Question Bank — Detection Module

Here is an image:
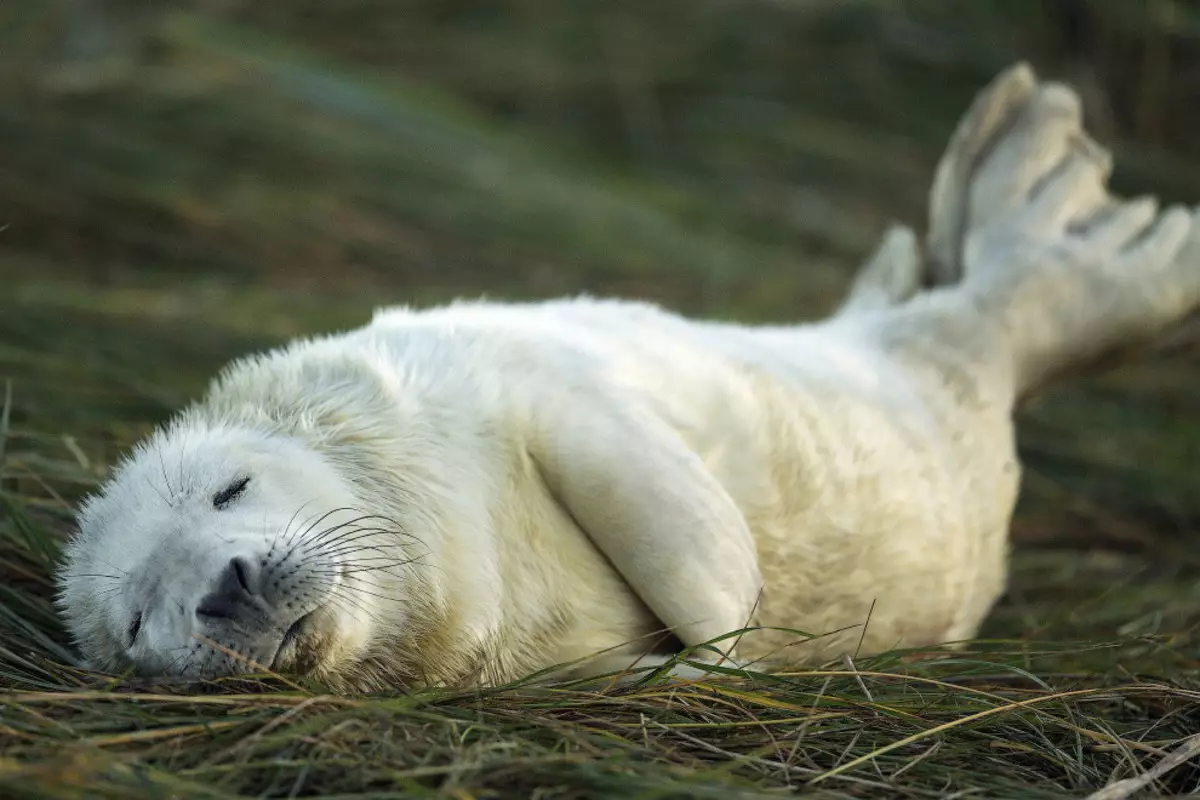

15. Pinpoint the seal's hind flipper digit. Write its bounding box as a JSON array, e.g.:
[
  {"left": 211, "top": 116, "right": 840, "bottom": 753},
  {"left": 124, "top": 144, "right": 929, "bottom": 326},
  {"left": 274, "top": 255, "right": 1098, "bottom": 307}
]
[
  {"left": 926, "top": 62, "right": 1038, "bottom": 286},
  {"left": 835, "top": 225, "right": 922, "bottom": 316}
]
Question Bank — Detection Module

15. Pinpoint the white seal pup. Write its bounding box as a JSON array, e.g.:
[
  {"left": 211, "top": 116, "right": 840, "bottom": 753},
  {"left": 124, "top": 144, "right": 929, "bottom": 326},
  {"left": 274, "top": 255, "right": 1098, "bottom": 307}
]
[{"left": 56, "top": 64, "right": 1200, "bottom": 691}]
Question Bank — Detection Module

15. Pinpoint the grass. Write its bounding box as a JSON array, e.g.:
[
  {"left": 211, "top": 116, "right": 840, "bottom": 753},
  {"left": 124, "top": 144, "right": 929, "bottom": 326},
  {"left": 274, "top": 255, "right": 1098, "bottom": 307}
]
[{"left": 2, "top": 1, "right": 1200, "bottom": 796}]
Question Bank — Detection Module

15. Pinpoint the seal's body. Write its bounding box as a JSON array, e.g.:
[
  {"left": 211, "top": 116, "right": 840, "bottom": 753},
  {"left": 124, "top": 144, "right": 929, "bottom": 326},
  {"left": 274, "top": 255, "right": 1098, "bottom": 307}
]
[
  {"left": 56, "top": 65, "right": 1200, "bottom": 690},
  {"left": 59, "top": 290, "right": 1018, "bottom": 689},
  {"left": 343, "top": 294, "right": 1016, "bottom": 671},
  {"left": 293, "top": 292, "right": 1016, "bottom": 677}
]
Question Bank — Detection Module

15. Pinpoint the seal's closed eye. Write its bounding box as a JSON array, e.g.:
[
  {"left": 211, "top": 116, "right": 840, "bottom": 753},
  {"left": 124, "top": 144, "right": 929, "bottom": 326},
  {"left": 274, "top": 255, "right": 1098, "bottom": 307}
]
[
  {"left": 127, "top": 612, "right": 142, "bottom": 646},
  {"left": 213, "top": 476, "right": 250, "bottom": 510}
]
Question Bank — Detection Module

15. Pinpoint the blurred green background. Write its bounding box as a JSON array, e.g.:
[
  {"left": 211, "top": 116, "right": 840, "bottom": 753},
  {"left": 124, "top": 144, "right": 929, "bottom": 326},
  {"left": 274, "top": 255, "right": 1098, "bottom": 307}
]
[
  {"left": 4, "top": 6, "right": 1200, "bottom": 795},
  {"left": 1, "top": 0, "right": 1198, "bottom": 573}
]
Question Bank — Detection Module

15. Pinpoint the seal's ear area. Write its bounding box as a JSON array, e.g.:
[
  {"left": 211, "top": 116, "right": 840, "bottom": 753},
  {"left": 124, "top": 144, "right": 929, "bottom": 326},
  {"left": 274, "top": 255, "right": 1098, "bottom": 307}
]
[
  {"left": 529, "top": 392, "right": 763, "bottom": 650},
  {"left": 926, "top": 61, "right": 1038, "bottom": 286}
]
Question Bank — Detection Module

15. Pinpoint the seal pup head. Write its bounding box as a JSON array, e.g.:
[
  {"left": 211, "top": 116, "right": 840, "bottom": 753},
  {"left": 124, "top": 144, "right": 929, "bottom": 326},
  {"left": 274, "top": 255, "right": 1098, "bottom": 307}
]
[
  {"left": 52, "top": 341, "right": 485, "bottom": 689},
  {"left": 55, "top": 417, "right": 402, "bottom": 681}
]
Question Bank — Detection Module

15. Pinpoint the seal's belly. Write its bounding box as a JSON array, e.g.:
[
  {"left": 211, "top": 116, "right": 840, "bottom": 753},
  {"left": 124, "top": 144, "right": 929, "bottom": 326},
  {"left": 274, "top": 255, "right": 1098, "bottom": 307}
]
[
  {"left": 390, "top": 298, "right": 1020, "bottom": 668},
  {"left": 535, "top": 306, "right": 1019, "bottom": 662},
  {"left": 683, "top": 377, "right": 984, "bottom": 661}
]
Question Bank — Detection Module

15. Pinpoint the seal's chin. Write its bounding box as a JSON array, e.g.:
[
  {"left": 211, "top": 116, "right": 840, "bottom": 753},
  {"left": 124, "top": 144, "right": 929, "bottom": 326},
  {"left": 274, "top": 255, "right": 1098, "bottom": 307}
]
[{"left": 270, "top": 612, "right": 316, "bottom": 672}]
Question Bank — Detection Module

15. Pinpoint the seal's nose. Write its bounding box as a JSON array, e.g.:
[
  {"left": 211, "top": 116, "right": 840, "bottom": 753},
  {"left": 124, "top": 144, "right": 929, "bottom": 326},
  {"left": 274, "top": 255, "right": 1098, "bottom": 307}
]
[{"left": 195, "top": 556, "right": 268, "bottom": 624}]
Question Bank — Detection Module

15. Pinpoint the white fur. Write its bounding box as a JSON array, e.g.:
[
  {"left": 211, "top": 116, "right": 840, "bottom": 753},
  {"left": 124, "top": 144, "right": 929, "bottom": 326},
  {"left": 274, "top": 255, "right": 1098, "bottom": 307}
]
[
  {"left": 55, "top": 64, "right": 1200, "bottom": 690},
  {"left": 55, "top": 288, "right": 1027, "bottom": 688}
]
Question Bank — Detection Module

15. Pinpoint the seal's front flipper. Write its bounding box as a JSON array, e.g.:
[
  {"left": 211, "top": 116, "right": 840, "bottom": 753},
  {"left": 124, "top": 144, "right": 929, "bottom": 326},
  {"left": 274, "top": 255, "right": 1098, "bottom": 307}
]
[{"left": 529, "top": 388, "right": 763, "bottom": 655}]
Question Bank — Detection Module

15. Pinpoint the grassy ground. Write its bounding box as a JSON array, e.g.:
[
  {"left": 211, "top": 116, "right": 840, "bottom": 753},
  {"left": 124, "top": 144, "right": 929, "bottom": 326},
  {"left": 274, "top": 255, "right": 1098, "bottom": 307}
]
[{"left": 2, "top": 1, "right": 1200, "bottom": 797}]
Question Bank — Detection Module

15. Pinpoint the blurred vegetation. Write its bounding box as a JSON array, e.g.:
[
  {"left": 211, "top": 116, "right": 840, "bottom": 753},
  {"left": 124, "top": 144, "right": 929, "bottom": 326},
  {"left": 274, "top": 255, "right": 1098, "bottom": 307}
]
[
  {"left": 6, "top": 1, "right": 1200, "bottom": 302},
  {"left": 1, "top": 0, "right": 1200, "bottom": 796}
]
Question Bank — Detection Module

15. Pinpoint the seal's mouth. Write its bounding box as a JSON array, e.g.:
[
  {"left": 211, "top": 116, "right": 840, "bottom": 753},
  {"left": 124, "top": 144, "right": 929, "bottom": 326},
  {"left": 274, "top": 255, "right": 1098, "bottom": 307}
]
[{"left": 271, "top": 612, "right": 313, "bottom": 671}]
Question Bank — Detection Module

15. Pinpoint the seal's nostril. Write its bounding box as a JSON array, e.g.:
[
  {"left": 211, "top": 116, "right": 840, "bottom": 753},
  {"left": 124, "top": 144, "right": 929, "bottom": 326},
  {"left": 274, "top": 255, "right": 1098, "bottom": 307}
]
[
  {"left": 195, "top": 601, "right": 235, "bottom": 621},
  {"left": 127, "top": 611, "right": 143, "bottom": 646},
  {"left": 194, "top": 556, "right": 267, "bottom": 625},
  {"left": 232, "top": 557, "right": 252, "bottom": 595},
  {"left": 217, "top": 556, "right": 259, "bottom": 599}
]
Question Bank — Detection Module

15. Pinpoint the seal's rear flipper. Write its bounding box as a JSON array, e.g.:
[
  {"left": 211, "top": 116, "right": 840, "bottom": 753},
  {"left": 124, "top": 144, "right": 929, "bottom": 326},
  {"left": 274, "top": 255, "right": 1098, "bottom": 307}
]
[
  {"left": 925, "top": 62, "right": 1039, "bottom": 287},
  {"left": 834, "top": 225, "right": 921, "bottom": 316},
  {"left": 836, "top": 62, "right": 1039, "bottom": 316},
  {"left": 930, "top": 83, "right": 1198, "bottom": 398},
  {"left": 843, "top": 63, "right": 1198, "bottom": 405}
]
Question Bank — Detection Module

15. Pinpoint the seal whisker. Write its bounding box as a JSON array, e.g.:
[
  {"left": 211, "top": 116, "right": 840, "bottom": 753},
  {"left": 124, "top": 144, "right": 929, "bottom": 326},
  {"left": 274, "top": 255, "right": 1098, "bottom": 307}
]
[
  {"left": 95, "top": 558, "right": 129, "bottom": 577},
  {"left": 155, "top": 446, "right": 176, "bottom": 504},
  {"left": 338, "top": 583, "right": 410, "bottom": 607},
  {"left": 304, "top": 536, "right": 411, "bottom": 567},
  {"left": 329, "top": 560, "right": 419, "bottom": 578},
  {"left": 278, "top": 507, "right": 327, "bottom": 551},
  {"left": 359, "top": 512, "right": 425, "bottom": 544},
  {"left": 89, "top": 588, "right": 123, "bottom": 603},
  {"left": 61, "top": 572, "right": 125, "bottom": 581},
  {"left": 301, "top": 516, "right": 397, "bottom": 548},
  {"left": 287, "top": 508, "right": 350, "bottom": 547},
  {"left": 321, "top": 551, "right": 409, "bottom": 563},
  {"left": 144, "top": 471, "right": 172, "bottom": 509},
  {"left": 175, "top": 426, "right": 191, "bottom": 500},
  {"left": 307, "top": 544, "right": 415, "bottom": 575},
  {"left": 312, "top": 538, "right": 405, "bottom": 561},
  {"left": 307, "top": 522, "right": 417, "bottom": 551},
  {"left": 305, "top": 567, "right": 408, "bottom": 587},
  {"left": 305, "top": 513, "right": 422, "bottom": 544},
  {"left": 324, "top": 557, "right": 415, "bottom": 571},
  {"left": 291, "top": 508, "right": 377, "bottom": 548},
  {"left": 335, "top": 565, "right": 415, "bottom": 577},
  {"left": 325, "top": 592, "right": 391, "bottom": 628},
  {"left": 271, "top": 499, "right": 318, "bottom": 557},
  {"left": 287, "top": 506, "right": 354, "bottom": 547},
  {"left": 342, "top": 585, "right": 410, "bottom": 609},
  {"left": 317, "top": 512, "right": 423, "bottom": 542},
  {"left": 303, "top": 528, "right": 382, "bottom": 554},
  {"left": 274, "top": 506, "right": 362, "bottom": 564}
]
